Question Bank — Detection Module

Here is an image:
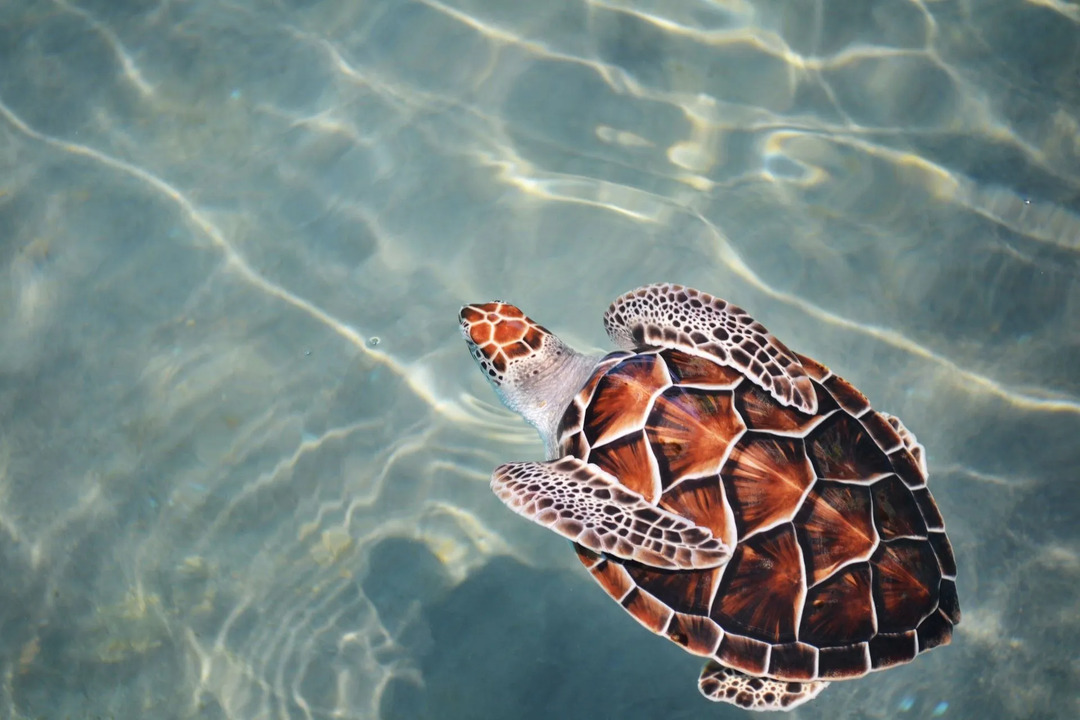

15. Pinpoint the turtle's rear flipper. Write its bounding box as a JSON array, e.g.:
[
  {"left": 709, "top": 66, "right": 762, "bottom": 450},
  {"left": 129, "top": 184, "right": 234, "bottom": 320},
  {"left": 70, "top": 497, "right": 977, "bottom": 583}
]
[
  {"left": 698, "top": 660, "right": 829, "bottom": 712},
  {"left": 490, "top": 456, "right": 730, "bottom": 570}
]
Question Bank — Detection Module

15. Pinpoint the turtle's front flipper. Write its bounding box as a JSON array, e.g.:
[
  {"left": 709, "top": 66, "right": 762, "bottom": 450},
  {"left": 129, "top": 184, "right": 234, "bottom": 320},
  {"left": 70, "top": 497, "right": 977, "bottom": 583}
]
[
  {"left": 491, "top": 457, "right": 730, "bottom": 570},
  {"left": 698, "top": 661, "right": 829, "bottom": 712},
  {"left": 604, "top": 283, "right": 817, "bottom": 414}
]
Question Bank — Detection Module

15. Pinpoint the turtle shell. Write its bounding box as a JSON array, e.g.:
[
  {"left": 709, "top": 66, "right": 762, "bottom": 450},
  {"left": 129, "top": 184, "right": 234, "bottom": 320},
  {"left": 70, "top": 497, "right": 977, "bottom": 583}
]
[{"left": 557, "top": 347, "right": 960, "bottom": 682}]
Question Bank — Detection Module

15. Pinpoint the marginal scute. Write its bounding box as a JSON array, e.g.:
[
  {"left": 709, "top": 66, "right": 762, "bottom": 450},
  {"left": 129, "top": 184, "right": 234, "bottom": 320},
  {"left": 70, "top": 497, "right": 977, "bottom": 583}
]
[
  {"left": 912, "top": 487, "right": 946, "bottom": 530},
  {"left": 811, "top": 383, "right": 841, "bottom": 416},
  {"left": 869, "top": 631, "right": 918, "bottom": 670},
  {"left": 622, "top": 587, "right": 675, "bottom": 633},
  {"left": 928, "top": 531, "right": 958, "bottom": 578},
  {"left": 859, "top": 411, "right": 904, "bottom": 453},
  {"left": 767, "top": 642, "right": 819, "bottom": 681},
  {"left": 718, "top": 633, "right": 771, "bottom": 676},
  {"left": 884, "top": 413, "right": 928, "bottom": 476},
  {"left": 586, "top": 555, "right": 634, "bottom": 600},
  {"left": 889, "top": 446, "right": 927, "bottom": 489},
  {"left": 937, "top": 579, "right": 962, "bottom": 624},
  {"left": 916, "top": 609, "right": 954, "bottom": 651},
  {"left": 818, "top": 643, "right": 870, "bottom": 679},
  {"left": 666, "top": 612, "right": 723, "bottom": 657},
  {"left": 573, "top": 543, "right": 604, "bottom": 569},
  {"left": 793, "top": 352, "right": 831, "bottom": 381},
  {"left": 822, "top": 374, "right": 870, "bottom": 416}
]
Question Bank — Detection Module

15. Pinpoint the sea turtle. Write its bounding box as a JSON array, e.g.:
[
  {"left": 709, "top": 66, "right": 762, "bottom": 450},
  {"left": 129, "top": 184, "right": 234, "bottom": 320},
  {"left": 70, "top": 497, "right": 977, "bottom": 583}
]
[{"left": 459, "top": 283, "right": 960, "bottom": 711}]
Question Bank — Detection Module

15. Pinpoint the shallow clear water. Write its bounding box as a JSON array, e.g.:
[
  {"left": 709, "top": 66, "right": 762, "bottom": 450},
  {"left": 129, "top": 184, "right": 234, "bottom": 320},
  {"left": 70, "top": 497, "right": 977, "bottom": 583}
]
[{"left": 1, "top": 0, "right": 1078, "bottom": 718}]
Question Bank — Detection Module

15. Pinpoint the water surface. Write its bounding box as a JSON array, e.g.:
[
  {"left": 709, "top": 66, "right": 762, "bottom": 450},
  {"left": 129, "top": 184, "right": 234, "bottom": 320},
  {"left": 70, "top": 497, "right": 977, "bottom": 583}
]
[{"left": 0, "top": 0, "right": 1078, "bottom": 718}]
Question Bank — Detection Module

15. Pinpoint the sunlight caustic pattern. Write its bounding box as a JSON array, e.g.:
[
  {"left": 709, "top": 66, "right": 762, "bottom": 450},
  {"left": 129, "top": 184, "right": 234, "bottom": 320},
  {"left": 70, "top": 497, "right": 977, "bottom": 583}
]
[{"left": 0, "top": 0, "right": 1077, "bottom": 719}]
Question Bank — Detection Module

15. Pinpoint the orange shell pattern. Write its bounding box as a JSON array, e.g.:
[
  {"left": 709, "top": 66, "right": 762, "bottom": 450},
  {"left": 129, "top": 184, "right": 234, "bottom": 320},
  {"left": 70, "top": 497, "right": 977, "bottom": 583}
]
[{"left": 560, "top": 348, "right": 959, "bottom": 682}]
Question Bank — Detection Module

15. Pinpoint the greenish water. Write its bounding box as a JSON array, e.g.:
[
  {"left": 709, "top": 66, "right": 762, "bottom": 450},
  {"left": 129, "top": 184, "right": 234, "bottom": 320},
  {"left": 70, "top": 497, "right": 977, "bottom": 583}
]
[{"left": 0, "top": 0, "right": 1077, "bottom": 718}]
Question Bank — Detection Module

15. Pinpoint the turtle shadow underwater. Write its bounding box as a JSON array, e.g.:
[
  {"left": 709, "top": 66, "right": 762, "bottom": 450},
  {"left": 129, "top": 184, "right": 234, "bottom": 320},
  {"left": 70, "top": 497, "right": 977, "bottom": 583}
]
[{"left": 373, "top": 538, "right": 706, "bottom": 720}]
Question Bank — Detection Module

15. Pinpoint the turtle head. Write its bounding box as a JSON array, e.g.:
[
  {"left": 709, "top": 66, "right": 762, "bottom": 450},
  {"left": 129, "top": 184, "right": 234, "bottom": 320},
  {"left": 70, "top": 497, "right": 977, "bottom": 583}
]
[
  {"left": 459, "top": 301, "right": 550, "bottom": 385},
  {"left": 459, "top": 301, "right": 600, "bottom": 456}
]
